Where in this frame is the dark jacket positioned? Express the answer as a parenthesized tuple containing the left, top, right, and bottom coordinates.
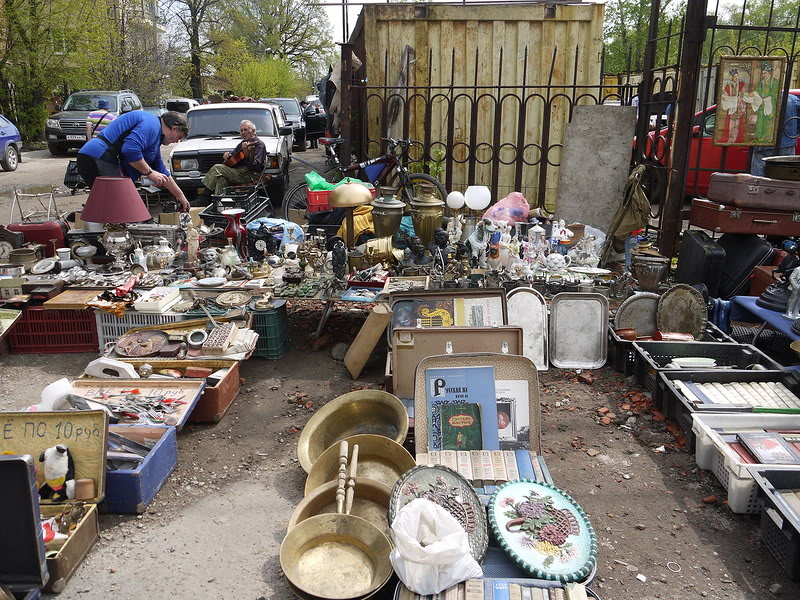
(232, 136, 266, 173)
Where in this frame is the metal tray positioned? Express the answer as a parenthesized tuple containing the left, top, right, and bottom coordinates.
(613, 291, 659, 336)
(549, 293, 608, 369)
(413, 353, 541, 455)
(656, 283, 707, 339)
(507, 287, 548, 371)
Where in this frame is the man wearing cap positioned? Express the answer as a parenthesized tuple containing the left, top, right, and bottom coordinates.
(85, 100, 116, 141)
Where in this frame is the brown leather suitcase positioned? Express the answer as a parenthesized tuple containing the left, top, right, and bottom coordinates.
(708, 172, 800, 210)
(690, 198, 800, 235)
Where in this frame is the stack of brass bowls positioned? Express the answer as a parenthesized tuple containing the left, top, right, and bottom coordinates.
(297, 390, 409, 474)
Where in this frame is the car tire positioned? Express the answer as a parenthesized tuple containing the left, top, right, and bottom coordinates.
(1, 145, 19, 171)
(48, 142, 69, 157)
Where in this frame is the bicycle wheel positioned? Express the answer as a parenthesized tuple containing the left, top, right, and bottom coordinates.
(282, 182, 310, 223)
(394, 173, 447, 204)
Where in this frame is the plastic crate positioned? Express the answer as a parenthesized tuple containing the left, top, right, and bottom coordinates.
(633, 341, 782, 392)
(8, 307, 98, 354)
(608, 322, 735, 376)
(692, 412, 800, 514)
(95, 310, 187, 353)
(252, 300, 289, 359)
(307, 186, 378, 214)
(750, 466, 800, 580)
(657, 370, 800, 452)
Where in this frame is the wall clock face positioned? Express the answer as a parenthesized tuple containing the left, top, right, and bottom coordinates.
(0, 240, 13, 260)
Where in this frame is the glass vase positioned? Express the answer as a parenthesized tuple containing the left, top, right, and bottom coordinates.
(222, 208, 247, 259)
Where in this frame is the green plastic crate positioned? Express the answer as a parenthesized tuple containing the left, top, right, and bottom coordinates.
(252, 300, 289, 359)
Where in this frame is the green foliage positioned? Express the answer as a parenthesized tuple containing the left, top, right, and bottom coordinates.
(224, 57, 306, 98)
(410, 147, 446, 178)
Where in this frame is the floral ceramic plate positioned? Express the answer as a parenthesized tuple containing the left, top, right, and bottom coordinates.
(389, 465, 488, 561)
(488, 480, 597, 583)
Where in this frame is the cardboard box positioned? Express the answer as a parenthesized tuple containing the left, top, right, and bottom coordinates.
(103, 425, 178, 514)
(0, 410, 108, 594)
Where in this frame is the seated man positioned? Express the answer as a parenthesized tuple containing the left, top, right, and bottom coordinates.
(201, 120, 266, 195)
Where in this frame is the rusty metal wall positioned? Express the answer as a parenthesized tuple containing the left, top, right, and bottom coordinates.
(349, 3, 605, 211)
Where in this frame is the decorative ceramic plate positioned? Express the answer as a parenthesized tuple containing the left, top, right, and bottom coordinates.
(389, 465, 488, 561)
(656, 283, 707, 339)
(31, 258, 57, 274)
(215, 290, 252, 308)
(170, 299, 196, 313)
(613, 292, 660, 336)
(197, 277, 227, 287)
(488, 480, 597, 583)
(568, 266, 611, 275)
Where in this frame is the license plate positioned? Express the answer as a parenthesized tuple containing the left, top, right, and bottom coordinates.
(189, 170, 201, 178)
(66, 135, 85, 141)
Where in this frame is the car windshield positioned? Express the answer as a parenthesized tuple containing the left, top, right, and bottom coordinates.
(187, 108, 276, 138)
(63, 94, 118, 112)
(268, 99, 301, 116)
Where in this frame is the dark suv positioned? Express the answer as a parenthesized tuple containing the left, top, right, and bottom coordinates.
(264, 98, 306, 151)
(45, 90, 143, 156)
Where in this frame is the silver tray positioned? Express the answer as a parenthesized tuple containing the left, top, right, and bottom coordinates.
(613, 291, 660, 336)
(507, 287, 548, 371)
(549, 292, 608, 369)
(656, 283, 707, 339)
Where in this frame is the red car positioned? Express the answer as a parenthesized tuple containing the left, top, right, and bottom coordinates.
(645, 89, 800, 198)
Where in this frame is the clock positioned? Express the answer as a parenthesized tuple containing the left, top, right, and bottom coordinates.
(0, 240, 13, 261)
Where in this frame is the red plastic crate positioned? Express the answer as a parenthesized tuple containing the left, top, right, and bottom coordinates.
(307, 186, 378, 213)
(8, 307, 98, 353)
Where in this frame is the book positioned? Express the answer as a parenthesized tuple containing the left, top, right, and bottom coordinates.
(493, 581, 510, 600)
(426, 366, 499, 451)
(509, 583, 522, 600)
(457, 583, 466, 600)
(457, 450, 473, 480)
(416, 453, 429, 466)
(429, 450, 441, 465)
(521, 586, 532, 600)
(737, 432, 800, 464)
(444, 585, 459, 600)
(504, 450, 520, 481)
(538, 455, 553, 484)
(496, 379, 530, 448)
(441, 450, 457, 471)
(464, 579, 483, 600)
(515, 449, 535, 480)
(527, 588, 543, 600)
(414, 298, 455, 327)
(493, 450, 509, 483)
(441, 403, 484, 451)
(470, 450, 484, 486)
(530, 450, 545, 481)
(481, 450, 496, 485)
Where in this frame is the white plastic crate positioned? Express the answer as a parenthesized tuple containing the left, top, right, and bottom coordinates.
(692, 412, 800, 514)
(95, 310, 187, 352)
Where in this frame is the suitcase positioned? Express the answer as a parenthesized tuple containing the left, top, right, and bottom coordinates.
(676, 230, 726, 297)
(717, 233, 774, 298)
(689, 198, 800, 236)
(6, 221, 69, 257)
(708, 172, 800, 210)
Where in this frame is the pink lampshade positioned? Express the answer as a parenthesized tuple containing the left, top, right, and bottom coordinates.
(81, 177, 151, 224)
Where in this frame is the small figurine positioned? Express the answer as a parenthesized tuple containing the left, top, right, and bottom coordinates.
(466, 219, 495, 269)
(446, 214, 463, 245)
(410, 236, 432, 266)
(186, 224, 200, 268)
(429, 228, 452, 256)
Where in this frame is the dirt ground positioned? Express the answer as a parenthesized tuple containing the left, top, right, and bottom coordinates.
(1, 304, 799, 600)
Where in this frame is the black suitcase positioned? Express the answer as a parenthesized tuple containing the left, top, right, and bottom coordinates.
(676, 230, 726, 297)
(717, 233, 774, 299)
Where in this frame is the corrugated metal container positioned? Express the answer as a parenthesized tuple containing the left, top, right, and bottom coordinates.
(349, 3, 604, 210)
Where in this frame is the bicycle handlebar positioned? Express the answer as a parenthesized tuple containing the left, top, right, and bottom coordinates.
(380, 137, 413, 148)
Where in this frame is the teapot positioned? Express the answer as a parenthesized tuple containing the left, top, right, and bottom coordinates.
(154, 237, 175, 269)
(543, 252, 571, 272)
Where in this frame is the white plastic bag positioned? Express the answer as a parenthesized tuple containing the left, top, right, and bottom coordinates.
(389, 498, 483, 595)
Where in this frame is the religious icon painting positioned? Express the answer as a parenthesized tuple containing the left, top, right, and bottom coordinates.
(713, 55, 787, 147)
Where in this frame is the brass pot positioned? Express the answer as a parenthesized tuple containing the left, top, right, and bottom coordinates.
(280, 512, 393, 600)
(370, 187, 404, 238)
(364, 236, 404, 265)
(297, 390, 408, 473)
(305, 434, 415, 496)
(409, 183, 444, 245)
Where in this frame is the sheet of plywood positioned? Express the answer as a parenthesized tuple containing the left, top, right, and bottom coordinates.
(344, 302, 392, 380)
(43, 289, 99, 310)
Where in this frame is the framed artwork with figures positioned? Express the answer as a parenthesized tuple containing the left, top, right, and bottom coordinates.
(713, 55, 787, 147)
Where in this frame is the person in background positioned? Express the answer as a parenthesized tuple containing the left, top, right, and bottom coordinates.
(77, 110, 191, 211)
(85, 99, 115, 141)
(200, 120, 266, 196)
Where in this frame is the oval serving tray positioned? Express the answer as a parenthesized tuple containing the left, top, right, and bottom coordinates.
(656, 283, 707, 339)
(549, 292, 608, 369)
(613, 292, 660, 337)
(488, 480, 598, 583)
(389, 465, 488, 561)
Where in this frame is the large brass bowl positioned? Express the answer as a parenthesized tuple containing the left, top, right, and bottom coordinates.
(280, 513, 393, 599)
(298, 390, 408, 473)
(288, 478, 392, 538)
(305, 434, 416, 496)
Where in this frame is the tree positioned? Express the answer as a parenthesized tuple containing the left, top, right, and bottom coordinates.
(165, 0, 223, 98)
(603, 0, 676, 75)
(223, 0, 334, 74)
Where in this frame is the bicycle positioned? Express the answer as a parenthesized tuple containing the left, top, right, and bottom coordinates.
(281, 137, 447, 223)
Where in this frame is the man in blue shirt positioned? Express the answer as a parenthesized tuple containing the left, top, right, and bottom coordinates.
(77, 110, 190, 211)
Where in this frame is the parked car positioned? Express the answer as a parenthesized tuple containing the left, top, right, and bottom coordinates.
(169, 102, 292, 204)
(45, 89, 143, 156)
(264, 98, 306, 152)
(143, 106, 167, 117)
(166, 98, 199, 113)
(646, 89, 800, 198)
(0, 114, 21, 171)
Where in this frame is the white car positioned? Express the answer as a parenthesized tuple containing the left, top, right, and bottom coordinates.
(169, 103, 292, 203)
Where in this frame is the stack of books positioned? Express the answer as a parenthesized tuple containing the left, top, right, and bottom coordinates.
(397, 579, 591, 599)
(415, 449, 550, 493)
(718, 430, 800, 465)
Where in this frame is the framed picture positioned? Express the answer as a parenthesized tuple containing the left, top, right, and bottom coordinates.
(713, 55, 787, 147)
